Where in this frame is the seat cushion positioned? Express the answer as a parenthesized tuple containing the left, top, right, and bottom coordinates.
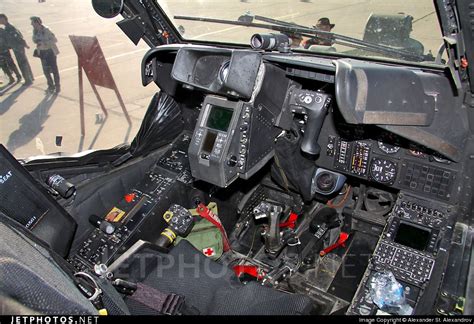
(0, 218, 96, 315)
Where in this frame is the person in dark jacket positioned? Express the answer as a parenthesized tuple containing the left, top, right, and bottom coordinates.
(0, 28, 21, 85)
(31, 16, 60, 93)
(0, 14, 34, 85)
(303, 17, 335, 49)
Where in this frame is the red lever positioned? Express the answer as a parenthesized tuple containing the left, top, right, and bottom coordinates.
(279, 212, 298, 229)
(233, 265, 264, 280)
(320, 232, 349, 257)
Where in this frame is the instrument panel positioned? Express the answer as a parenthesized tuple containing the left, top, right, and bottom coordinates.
(316, 112, 460, 203)
(142, 46, 462, 204)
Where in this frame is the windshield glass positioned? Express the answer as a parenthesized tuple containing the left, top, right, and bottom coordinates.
(162, 0, 444, 65)
(1, 0, 155, 160)
(0, 0, 446, 161)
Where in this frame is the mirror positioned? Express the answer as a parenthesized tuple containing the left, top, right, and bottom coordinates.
(92, 0, 124, 19)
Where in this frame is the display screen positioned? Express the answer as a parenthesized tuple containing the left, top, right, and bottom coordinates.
(206, 105, 233, 132)
(394, 222, 431, 251)
(202, 131, 218, 154)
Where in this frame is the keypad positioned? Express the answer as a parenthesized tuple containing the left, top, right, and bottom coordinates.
(373, 241, 435, 286)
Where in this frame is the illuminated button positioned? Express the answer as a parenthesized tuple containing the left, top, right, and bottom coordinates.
(124, 193, 136, 203)
(303, 95, 313, 104)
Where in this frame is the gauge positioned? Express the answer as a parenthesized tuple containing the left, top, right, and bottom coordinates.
(218, 60, 230, 83)
(377, 141, 400, 154)
(408, 149, 425, 158)
(351, 141, 370, 176)
(432, 153, 450, 164)
(369, 158, 397, 184)
(408, 144, 426, 158)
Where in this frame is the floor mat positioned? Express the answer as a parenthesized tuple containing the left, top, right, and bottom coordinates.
(122, 240, 313, 315)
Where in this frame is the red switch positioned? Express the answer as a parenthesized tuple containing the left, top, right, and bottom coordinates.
(279, 212, 298, 229)
(124, 193, 136, 203)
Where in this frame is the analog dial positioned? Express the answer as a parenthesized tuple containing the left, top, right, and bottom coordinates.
(408, 144, 426, 158)
(377, 141, 400, 154)
(432, 153, 450, 164)
(370, 158, 397, 183)
(218, 60, 230, 83)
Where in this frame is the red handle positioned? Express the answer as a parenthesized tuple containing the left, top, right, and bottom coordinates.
(320, 232, 349, 257)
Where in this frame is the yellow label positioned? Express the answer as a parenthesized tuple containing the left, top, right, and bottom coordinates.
(163, 210, 174, 223)
(105, 207, 126, 223)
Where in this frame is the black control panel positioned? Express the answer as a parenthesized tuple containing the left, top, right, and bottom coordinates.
(68, 171, 176, 271)
(189, 95, 278, 188)
(157, 133, 193, 184)
(68, 134, 195, 272)
(372, 241, 435, 286)
(188, 96, 244, 187)
(348, 193, 454, 315)
(351, 141, 371, 176)
(315, 116, 460, 202)
(375, 194, 451, 283)
(392, 194, 448, 231)
(398, 161, 455, 201)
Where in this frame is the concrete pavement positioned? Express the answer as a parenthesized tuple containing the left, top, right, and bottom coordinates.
(0, 0, 156, 159)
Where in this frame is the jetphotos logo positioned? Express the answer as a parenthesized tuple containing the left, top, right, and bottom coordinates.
(0, 170, 12, 185)
(10, 316, 99, 324)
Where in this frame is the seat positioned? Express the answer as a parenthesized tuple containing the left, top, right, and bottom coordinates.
(0, 213, 313, 315)
(363, 13, 424, 56)
(0, 215, 96, 315)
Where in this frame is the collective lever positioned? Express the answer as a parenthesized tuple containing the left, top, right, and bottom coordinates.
(253, 201, 285, 258)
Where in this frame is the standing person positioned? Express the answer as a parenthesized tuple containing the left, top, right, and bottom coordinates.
(0, 28, 21, 84)
(303, 17, 335, 49)
(30, 16, 60, 93)
(287, 32, 303, 48)
(0, 14, 34, 85)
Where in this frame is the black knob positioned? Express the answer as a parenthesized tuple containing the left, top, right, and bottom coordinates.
(100, 221, 116, 235)
(89, 214, 115, 235)
(227, 155, 238, 167)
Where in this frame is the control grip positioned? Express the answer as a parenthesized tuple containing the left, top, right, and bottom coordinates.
(301, 102, 329, 155)
(266, 207, 283, 254)
(289, 90, 331, 156)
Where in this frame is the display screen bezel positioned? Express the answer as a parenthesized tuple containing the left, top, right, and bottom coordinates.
(205, 105, 234, 132)
(201, 131, 218, 154)
(394, 222, 431, 251)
